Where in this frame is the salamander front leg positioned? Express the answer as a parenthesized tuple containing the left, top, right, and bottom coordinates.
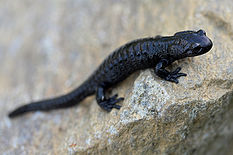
(154, 59, 187, 84)
(96, 87, 124, 112)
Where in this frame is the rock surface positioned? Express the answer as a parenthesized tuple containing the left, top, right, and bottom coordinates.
(0, 0, 233, 154)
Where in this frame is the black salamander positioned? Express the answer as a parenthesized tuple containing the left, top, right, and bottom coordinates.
(9, 29, 213, 118)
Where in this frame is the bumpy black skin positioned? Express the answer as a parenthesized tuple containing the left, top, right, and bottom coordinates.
(9, 29, 213, 118)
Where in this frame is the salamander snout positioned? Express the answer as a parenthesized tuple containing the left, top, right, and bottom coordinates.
(202, 37, 212, 52)
(197, 30, 213, 55)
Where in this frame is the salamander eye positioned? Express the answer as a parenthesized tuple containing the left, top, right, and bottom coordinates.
(197, 30, 206, 36)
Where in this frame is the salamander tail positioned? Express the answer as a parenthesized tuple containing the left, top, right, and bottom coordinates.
(8, 82, 95, 118)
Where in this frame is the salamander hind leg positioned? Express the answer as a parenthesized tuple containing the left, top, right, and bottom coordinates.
(96, 87, 124, 112)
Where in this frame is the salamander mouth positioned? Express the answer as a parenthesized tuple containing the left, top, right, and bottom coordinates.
(197, 48, 203, 54)
(196, 46, 210, 55)
(187, 43, 212, 57)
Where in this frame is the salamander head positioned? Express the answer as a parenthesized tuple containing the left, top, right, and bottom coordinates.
(174, 29, 213, 57)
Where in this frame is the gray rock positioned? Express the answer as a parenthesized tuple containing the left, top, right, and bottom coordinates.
(0, 0, 232, 154)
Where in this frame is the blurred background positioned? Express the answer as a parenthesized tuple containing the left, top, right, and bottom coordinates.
(0, 0, 232, 154)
